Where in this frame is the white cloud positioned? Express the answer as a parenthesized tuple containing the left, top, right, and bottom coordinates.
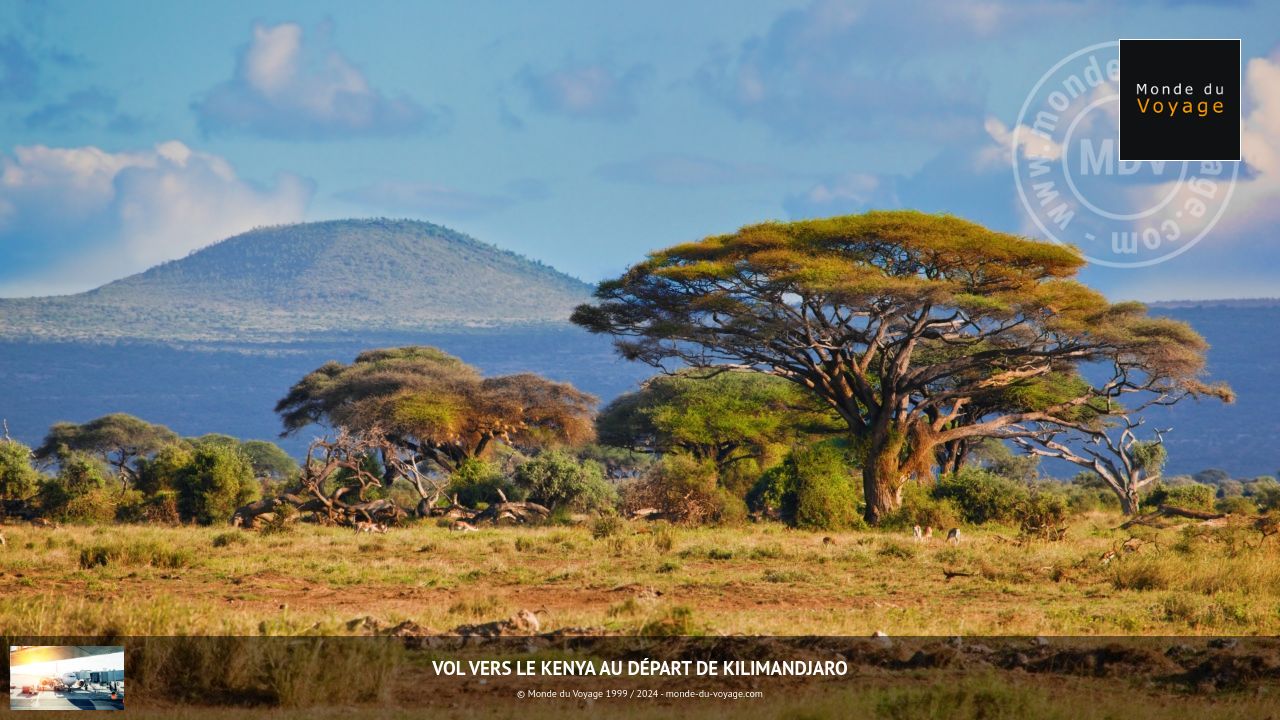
(696, 0, 1085, 141)
(194, 22, 446, 139)
(518, 61, 652, 121)
(783, 173, 899, 218)
(0, 141, 313, 297)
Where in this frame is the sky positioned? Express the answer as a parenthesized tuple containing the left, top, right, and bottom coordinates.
(1, 0, 1279, 300)
(10, 650, 124, 681)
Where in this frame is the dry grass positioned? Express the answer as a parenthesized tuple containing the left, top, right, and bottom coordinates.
(2, 513, 1279, 636)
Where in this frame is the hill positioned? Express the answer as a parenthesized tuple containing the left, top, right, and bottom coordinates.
(0, 219, 594, 341)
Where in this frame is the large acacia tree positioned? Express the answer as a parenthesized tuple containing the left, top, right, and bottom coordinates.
(572, 211, 1227, 523)
(275, 346, 597, 509)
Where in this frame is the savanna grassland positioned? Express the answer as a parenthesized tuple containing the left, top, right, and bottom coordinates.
(3, 513, 1278, 637)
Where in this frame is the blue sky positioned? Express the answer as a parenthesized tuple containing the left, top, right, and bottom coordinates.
(2, 0, 1279, 300)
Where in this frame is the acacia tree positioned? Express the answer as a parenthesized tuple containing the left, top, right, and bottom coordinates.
(572, 211, 1228, 523)
(274, 346, 597, 510)
(35, 413, 179, 490)
(598, 369, 841, 477)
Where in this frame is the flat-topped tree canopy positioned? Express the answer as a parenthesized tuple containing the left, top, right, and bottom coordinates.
(276, 346, 597, 474)
(573, 210, 1231, 523)
(34, 413, 179, 486)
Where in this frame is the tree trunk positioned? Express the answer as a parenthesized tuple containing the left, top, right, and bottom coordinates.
(1119, 485, 1141, 515)
(862, 430, 907, 525)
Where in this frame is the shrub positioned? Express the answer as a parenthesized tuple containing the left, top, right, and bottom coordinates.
(1146, 482, 1216, 512)
(79, 540, 191, 569)
(513, 450, 616, 511)
(749, 443, 863, 531)
(713, 488, 749, 526)
(135, 444, 194, 496)
(212, 532, 248, 548)
(115, 489, 148, 523)
(59, 487, 119, 524)
(1062, 485, 1119, 514)
(883, 483, 960, 530)
(0, 439, 40, 501)
(37, 453, 113, 522)
(446, 459, 520, 507)
(141, 490, 181, 524)
(933, 468, 1027, 525)
(591, 515, 625, 539)
(1216, 496, 1257, 515)
(1015, 491, 1069, 540)
(621, 456, 723, 524)
(174, 444, 259, 525)
(1251, 480, 1280, 512)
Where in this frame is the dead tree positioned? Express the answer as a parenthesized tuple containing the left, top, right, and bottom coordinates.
(296, 429, 403, 526)
(380, 444, 450, 517)
(1014, 415, 1169, 515)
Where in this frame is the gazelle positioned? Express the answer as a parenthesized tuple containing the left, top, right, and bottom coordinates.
(354, 521, 388, 534)
(946, 528, 961, 545)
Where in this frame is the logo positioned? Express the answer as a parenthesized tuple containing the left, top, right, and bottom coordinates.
(1119, 39, 1241, 161)
(1013, 42, 1239, 268)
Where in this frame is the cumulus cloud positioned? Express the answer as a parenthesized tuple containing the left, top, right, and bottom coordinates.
(194, 22, 446, 139)
(518, 61, 652, 121)
(783, 173, 900, 218)
(697, 0, 1083, 141)
(0, 141, 313, 296)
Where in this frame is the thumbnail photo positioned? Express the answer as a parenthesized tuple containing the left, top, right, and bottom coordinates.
(8, 646, 124, 711)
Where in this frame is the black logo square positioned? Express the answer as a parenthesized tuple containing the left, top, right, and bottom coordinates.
(1120, 39, 1240, 161)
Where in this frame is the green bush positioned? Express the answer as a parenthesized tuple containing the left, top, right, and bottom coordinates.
(882, 483, 960, 530)
(446, 458, 521, 507)
(36, 452, 112, 521)
(1146, 482, 1216, 512)
(933, 467, 1027, 524)
(713, 487, 749, 526)
(79, 540, 191, 569)
(622, 455, 720, 524)
(748, 443, 863, 531)
(513, 450, 616, 511)
(1062, 485, 1119, 514)
(135, 444, 194, 495)
(141, 490, 181, 523)
(591, 515, 625, 539)
(1014, 491, 1069, 540)
(1250, 480, 1280, 512)
(1216, 495, 1257, 515)
(59, 487, 119, 524)
(175, 444, 259, 525)
(0, 439, 40, 501)
(115, 489, 148, 523)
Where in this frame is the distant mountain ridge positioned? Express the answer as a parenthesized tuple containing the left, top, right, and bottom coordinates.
(0, 219, 594, 341)
(1148, 297, 1280, 309)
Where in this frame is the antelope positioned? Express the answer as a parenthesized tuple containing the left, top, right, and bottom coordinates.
(924, 526, 934, 540)
(946, 528, 961, 545)
(912, 525, 924, 542)
(451, 520, 479, 533)
(354, 521, 388, 534)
